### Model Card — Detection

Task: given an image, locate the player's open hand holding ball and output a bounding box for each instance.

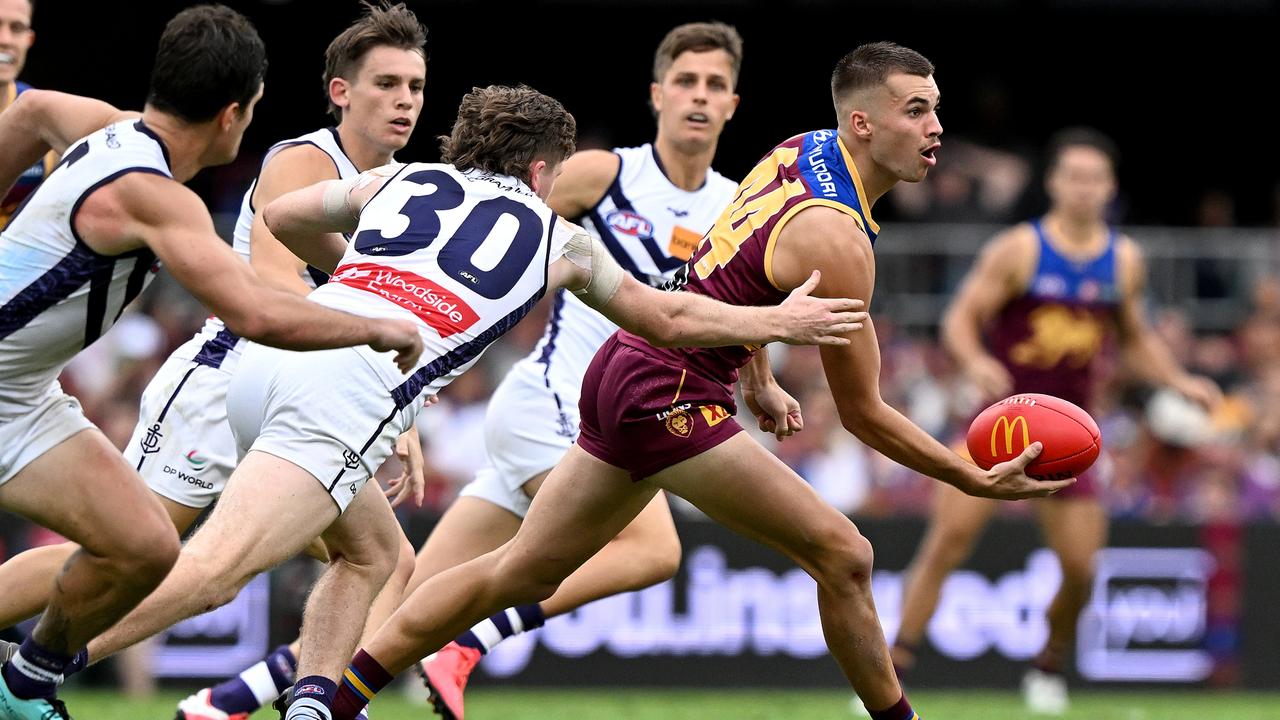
[964,393,1102,499]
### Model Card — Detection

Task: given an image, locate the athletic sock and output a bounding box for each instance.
[1,638,73,700]
[333,650,393,720]
[287,675,337,720]
[210,644,298,712]
[869,694,919,720]
[455,603,546,654]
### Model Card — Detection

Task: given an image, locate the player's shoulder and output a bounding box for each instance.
[982,222,1039,263]
[262,142,344,179]
[562,148,622,187]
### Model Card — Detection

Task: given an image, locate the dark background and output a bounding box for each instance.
[17,0,1280,226]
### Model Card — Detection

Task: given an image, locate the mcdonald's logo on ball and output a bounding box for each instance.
[967,394,1102,481]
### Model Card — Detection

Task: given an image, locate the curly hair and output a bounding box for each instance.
[439,85,577,182]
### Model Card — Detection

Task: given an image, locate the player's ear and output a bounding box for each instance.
[527,159,549,195]
[217,102,241,132]
[726,92,740,121]
[329,77,352,114]
[649,81,663,114]
[849,109,872,140]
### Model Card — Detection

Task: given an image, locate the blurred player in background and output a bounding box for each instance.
[411,22,743,719]
[0,0,54,228]
[892,127,1221,715]
[326,42,1073,720]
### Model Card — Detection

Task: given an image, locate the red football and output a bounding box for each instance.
[966,393,1102,481]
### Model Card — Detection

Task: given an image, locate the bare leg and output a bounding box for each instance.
[1034,497,1108,670]
[653,434,901,711]
[364,446,657,675]
[359,530,417,644]
[85,451,341,662]
[411,469,680,618]
[537,491,681,616]
[893,482,997,670]
[0,491,203,629]
[404,496,523,599]
[0,430,180,655]
[295,483,400,683]
[0,546,75,629]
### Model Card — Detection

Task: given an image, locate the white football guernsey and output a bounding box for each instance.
[183,127,360,372]
[309,163,577,409]
[0,120,170,413]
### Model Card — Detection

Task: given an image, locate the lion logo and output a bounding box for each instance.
[665,409,693,438]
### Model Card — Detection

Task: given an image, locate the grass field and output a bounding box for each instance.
[60,688,1280,719]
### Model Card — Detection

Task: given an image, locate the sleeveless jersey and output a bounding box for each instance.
[311,163,575,408]
[987,218,1121,409]
[618,129,879,386]
[528,143,737,394]
[1,81,57,228]
[185,128,361,372]
[0,120,170,409]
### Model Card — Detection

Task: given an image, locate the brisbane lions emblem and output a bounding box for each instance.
[665,408,693,438]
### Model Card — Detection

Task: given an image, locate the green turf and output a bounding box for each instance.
[60,688,1280,720]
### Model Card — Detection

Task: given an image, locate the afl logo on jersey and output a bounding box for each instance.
[606,210,654,238]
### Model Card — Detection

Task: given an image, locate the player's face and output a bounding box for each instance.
[0,0,34,86]
[651,49,739,154]
[1046,146,1116,220]
[867,72,942,184]
[338,45,426,152]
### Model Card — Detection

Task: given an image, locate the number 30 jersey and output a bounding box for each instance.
[310,163,575,406]
[0,120,169,411]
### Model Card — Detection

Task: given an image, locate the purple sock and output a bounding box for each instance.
[455,603,546,655]
[1,638,73,700]
[868,694,919,720]
[210,644,298,713]
[291,675,337,719]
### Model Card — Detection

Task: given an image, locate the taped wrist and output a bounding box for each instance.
[564,230,624,305]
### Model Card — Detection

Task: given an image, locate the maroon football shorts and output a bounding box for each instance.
[577,334,743,482]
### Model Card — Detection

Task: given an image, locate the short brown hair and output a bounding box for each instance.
[439,85,577,182]
[831,42,934,108]
[323,1,427,121]
[652,22,743,85]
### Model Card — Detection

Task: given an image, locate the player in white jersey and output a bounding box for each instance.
[132,84,859,720]
[409,23,749,718]
[0,5,430,719]
[0,7,423,720]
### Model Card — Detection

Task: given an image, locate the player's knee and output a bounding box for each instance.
[390,535,417,587]
[639,535,682,585]
[112,520,180,586]
[814,524,875,590]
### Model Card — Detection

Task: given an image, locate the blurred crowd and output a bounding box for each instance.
[7,261,1278,537]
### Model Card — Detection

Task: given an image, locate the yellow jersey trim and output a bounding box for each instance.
[836,135,879,235]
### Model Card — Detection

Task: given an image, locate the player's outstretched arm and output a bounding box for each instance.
[549,227,866,347]
[261,165,400,272]
[80,173,423,372]
[0,89,135,197]
[769,205,1071,500]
